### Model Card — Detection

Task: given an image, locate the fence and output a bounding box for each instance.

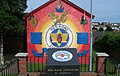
[27,56,96,72]
[0,58,18,76]
[106,57,120,76]
[27,56,47,72]
[1,52,109,76]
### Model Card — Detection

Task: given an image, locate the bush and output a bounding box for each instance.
[93,33,120,58]
[99,27,104,31]
[105,25,113,31]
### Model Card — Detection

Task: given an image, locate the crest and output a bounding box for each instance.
[52,50,73,62]
[45,24,73,48]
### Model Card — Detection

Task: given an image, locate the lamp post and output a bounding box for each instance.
[89,0,93,71]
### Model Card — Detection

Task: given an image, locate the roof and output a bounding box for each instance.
[25,0,94,18]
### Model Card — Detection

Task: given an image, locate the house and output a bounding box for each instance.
[92,22,107,31]
[25,0,94,61]
[92,22,120,31]
[101,22,111,25]
[92,22,100,26]
[111,23,120,31]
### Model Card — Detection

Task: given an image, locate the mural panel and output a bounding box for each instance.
[26,0,91,63]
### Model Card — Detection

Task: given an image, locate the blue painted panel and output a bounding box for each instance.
[31,48,48,57]
[30,32,42,44]
[42,48,48,55]
[77,32,88,44]
[77,50,88,57]
[31,50,43,57]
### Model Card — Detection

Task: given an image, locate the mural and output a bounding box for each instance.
[26,0,92,63]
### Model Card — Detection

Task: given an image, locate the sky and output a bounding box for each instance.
[25,0,120,23]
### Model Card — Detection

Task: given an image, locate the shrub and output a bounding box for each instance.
[93,32,120,58]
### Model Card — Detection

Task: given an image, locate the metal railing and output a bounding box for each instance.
[106,58,120,76]
[79,56,96,72]
[27,56,96,72]
[0,58,18,76]
[27,56,47,72]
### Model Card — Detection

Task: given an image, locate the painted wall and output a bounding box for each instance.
[26,0,91,63]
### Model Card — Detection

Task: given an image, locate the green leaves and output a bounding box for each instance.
[0,0,27,35]
[105,25,113,31]
[94,33,120,56]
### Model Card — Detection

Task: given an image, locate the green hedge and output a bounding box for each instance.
[93,32,120,59]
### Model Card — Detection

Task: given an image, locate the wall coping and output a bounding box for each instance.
[96,52,109,57]
[15,53,28,57]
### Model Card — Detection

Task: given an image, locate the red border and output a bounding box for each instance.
[24,0,94,19]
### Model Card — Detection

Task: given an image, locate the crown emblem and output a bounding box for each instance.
[55,0,64,12]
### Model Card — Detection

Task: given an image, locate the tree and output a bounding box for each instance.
[101,22,104,25]
[93,33,120,59]
[92,26,98,31]
[105,25,113,31]
[99,27,104,31]
[0,0,27,65]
